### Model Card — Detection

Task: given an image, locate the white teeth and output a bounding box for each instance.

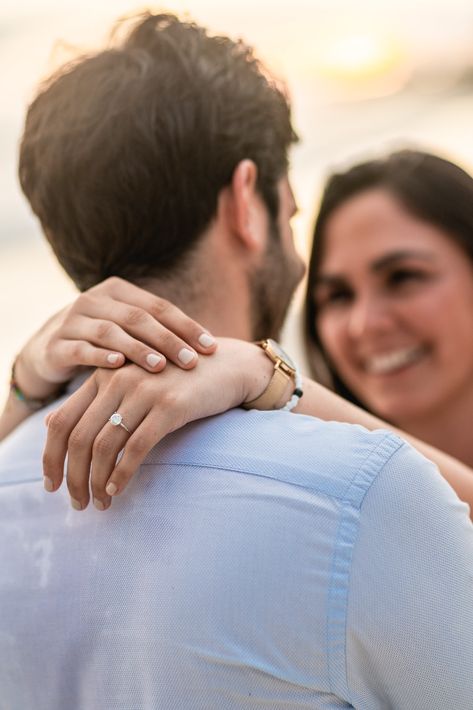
[365,347,425,375]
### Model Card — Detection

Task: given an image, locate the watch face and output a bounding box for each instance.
[266,339,297,370]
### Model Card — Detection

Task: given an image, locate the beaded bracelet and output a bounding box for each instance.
[10,359,65,411]
[281,366,304,412]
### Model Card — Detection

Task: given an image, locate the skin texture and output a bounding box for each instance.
[314,188,473,461]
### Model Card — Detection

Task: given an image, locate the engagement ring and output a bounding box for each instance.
[109,411,131,433]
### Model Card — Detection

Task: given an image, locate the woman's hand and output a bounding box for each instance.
[43,339,274,511]
[14,276,217,403]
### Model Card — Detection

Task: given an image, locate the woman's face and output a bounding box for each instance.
[314,188,473,425]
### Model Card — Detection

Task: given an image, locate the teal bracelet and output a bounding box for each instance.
[10,360,64,411]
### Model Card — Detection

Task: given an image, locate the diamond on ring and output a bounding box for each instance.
[109,412,131,433]
[110,412,123,426]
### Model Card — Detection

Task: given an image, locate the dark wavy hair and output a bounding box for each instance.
[304,149,473,406]
[19,12,297,290]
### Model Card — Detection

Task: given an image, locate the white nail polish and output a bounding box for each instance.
[70,498,82,511]
[106,482,118,496]
[43,476,54,492]
[107,353,120,364]
[146,353,162,368]
[178,348,196,365]
[93,498,106,511]
[198,333,215,348]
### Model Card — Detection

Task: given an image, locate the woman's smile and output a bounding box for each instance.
[316,188,473,425]
[361,344,428,376]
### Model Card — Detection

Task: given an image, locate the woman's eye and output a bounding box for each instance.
[387,269,426,287]
[317,288,353,308]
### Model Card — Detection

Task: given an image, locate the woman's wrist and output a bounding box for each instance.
[241,340,301,411]
[212,338,273,406]
[12,349,64,404]
[226,339,294,410]
[243,344,275,404]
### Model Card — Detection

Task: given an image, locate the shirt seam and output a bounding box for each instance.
[137,459,389,503]
[326,433,405,704]
[0,436,403,503]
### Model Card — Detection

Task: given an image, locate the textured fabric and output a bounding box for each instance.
[0,401,472,709]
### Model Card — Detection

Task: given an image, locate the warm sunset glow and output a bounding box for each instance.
[316,32,410,99]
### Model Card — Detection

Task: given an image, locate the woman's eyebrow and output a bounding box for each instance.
[313,274,346,289]
[315,250,436,285]
[371,250,435,272]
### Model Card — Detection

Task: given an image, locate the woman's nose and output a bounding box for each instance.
[346,296,393,340]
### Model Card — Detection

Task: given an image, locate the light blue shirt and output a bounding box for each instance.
[1,404,473,709]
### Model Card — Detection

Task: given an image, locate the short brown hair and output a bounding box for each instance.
[19,13,297,290]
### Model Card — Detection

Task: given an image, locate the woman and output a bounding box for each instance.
[305,149,473,466]
[2,150,473,514]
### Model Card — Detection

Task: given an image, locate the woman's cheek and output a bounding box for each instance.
[317,314,346,363]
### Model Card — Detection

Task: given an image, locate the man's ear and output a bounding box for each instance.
[224,159,268,253]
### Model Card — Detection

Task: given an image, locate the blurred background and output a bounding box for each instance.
[2,0,473,402]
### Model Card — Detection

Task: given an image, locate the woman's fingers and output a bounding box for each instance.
[84,278,218,361]
[62,315,167,372]
[90,308,199,369]
[104,405,173,498]
[117,291,217,356]
[64,373,149,510]
[42,376,98,493]
[50,339,126,374]
[43,366,159,511]
[88,404,149,510]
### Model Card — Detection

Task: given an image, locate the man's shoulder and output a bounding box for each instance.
[145,408,406,507]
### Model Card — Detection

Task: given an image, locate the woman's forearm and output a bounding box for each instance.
[0,352,63,442]
[0,393,36,441]
[296,377,473,518]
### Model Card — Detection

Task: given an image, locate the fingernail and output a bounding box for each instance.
[198,333,215,348]
[93,497,106,511]
[43,476,54,492]
[107,353,120,364]
[178,348,196,365]
[106,482,117,496]
[146,353,162,368]
[70,498,82,511]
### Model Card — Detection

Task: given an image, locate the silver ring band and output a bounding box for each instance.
[109,411,131,433]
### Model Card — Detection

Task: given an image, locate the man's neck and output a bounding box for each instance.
[138,271,253,342]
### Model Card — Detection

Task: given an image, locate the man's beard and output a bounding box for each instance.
[249,220,302,341]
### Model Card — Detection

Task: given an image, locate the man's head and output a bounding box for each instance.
[19,12,304,338]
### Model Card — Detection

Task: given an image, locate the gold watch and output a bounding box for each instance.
[242,339,298,411]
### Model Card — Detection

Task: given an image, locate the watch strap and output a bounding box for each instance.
[242,364,292,411]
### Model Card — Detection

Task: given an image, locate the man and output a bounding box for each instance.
[1,12,472,709]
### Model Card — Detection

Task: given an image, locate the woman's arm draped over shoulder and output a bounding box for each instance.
[2,289,472,519]
[37,337,473,519]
